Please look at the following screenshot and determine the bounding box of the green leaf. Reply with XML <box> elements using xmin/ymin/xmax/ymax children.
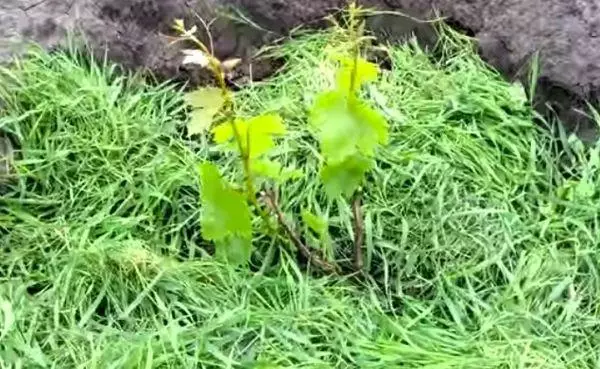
<box><xmin>185</xmin><ymin>87</ymin><xmax>225</xmax><ymax>136</ymax></box>
<box><xmin>212</xmin><ymin>114</ymin><xmax>286</xmax><ymax>158</ymax></box>
<box><xmin>199</xmin><ymin>162</ymin><xmax>252</xmax><ymax>265</ymax></box>
<box><xmin>250</xmin><ymin>159</ymin><xmax>283</xmax><ymax>180</ymax></box>
<box><xmin>250</xmin><ymin>159</ymin><xmax>304</xmax><ymax>183</ymax></box>
<box><xmin>215</xmin><ymin>236</ymin><xmax>253</xmax><ymax>266</ymax></box>
<box><xmin>188</xmin><ymin>109</ymin><xmax>217</xmax><ymax>137</ymax></box>
<box><xmin>301</xmin><ymin>209</ymin><xmax>332</xmax><ymax>258</ymax></box>
<box><xmin>350</xmin><ymin>96</ymin><xmax>389</xmax><ymax>147</ymax></box>
<box><xmin>248</xmin><ymin>114</ymin><xmax>287</xmax><ymax>134</ymax></box>
<box><xmin>309</xmin><ymin>91</ymin><xmax>388</xmax><ymax>164</ymax></box>
<box><xmin>321</xmin><ymin>155</ymin><xmax>373</xmax><ymax>198</ymax></box>
<box><xmin>301</xmin><ymin>210</ymin><xmax>328</xmax><ymax>236</ymax></box>
<box><xmin>335</xmin><ymin>56</ymin><xmax>379</xmax><ymax>93</ymax></box>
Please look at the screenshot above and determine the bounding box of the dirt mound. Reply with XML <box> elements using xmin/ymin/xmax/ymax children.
<box><xmin>1</xmin><ymin>0</ymin><xmax>599</xmax><ymax>139</ymax></box>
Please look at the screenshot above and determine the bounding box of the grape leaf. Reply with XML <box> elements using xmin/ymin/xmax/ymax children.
<box><xmin>212</xmin><ymin>119</ymin><xmax>241</xmax><ymax>144</ymax></box>
<box><xmin>199</xmin><ymin>162</ymin><xmax>252</xmax><ymax>265</ymax></box>
<box><xmin>320</xmin><ymin>155</ymin><xmax>374</xmax><ymax>198</ymax></box>
<box><xmin>185</xmin><ymin>87</ymin><xmax>225</xmax><ymax>136</ymax></box>
<box><xmin>301</xmin><ymin>209</ymin><xmax>332</xmax><ymax>257</ymax></box>
<box><xmin>335</xmin><ymin>56</ymin><xmax>379</xmax><ymax>93</ymax></box>
<box><xmin>247</xmin><ymin>114</ymin><xmax>287</xmax><ymax>136</ymax></box>
<box><xmin>301</xmin><ymin>210</ymin><xmax>328</xmax><ymax>236</ymax></box>
<box><xmin>250</xmin><ymin>159</ymin><xmax>304</xmax><ymax>183</ymax></box>
<box><xmin>250</xmin><ymin>159</ymin><xmax>282</xmax><ymax>180</ymax></box>
<box><xmin>215</xmin><ymin>236</ymin><xmax>253</xmax><ymax>266</ymax></box>
<box><xmin>350</xmin><ymin>97</ymin><xmax>389</xmax><ymax>147</ymax></box>
<box><xmin>309</xmin><ymin>91</ymin><xmax>388</xmax><ymax>164</ymax></box>
<box><xmin>212</xmin><ymin>114</ymin><xmax>286</xmax><ymax>158</ymax></box>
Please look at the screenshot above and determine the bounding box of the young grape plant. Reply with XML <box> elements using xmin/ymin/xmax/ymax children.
<box><xmin>172</xmin><ymin>2</ymin><xmax>389</xmax><ymax>275</ymax></box>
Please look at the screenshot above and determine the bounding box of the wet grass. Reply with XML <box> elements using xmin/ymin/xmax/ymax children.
<box><xmin>1</xmin><ymin>27</ymin><xmax>600</xmax><ymax>368</ymax></box>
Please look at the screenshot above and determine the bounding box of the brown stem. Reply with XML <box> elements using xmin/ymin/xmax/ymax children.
<box><xmin>351</xmin><ymin>193</ymin><xmax>365</xmax><ymax>271</ymax></box>
<box><xmin>262</xmin><ymin>190</ymin><xmax>340</xmax><ymax>274</ymax></box>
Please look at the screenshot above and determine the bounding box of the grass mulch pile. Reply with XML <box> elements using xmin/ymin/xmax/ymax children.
<box><xmin>1</xmin><ymin>27</ymin><xmax>599</xmax><ymax>368</ymax></box>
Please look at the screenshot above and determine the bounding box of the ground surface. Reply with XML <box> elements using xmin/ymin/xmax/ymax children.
<box><xmin>1</xmin><ymin>27</ymin><xmax>600</xmax><ymax>368</ymax></box>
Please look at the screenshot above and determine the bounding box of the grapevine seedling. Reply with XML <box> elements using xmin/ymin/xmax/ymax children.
<box><xmin>308</xmin><ymin>2</ymin><xmax>389</xmax><ymax>270</ymax></box>
<box><xmin>172</xmin><ymin>1</ymin><xmax>387</xmax><ymax>274</ymax></box>
<box><xmin>172</xmin><ymin>18</ymin><xmax>338</xmax><ymax>272</ymax></box>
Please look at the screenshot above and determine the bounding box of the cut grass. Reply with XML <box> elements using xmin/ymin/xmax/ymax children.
<box><xmin>1</xmin><ymin>27</ymin><xmax>600</xmax><ymax>368</ymax></box>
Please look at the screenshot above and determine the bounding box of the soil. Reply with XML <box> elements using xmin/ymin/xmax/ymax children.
<box><xmin>1</xmin><ymin>0</ymin><xmax>600</xmax><ymax>140</ymax></box>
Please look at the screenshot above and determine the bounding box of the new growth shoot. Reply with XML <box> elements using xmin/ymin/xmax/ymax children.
<box><xmin>172</xmin><ymin>1</ymin><xmax>388</xmax><ymax>275</ymax></box>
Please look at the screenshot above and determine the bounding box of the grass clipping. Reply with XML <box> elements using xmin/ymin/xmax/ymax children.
<box><xmin>1</xmin><ymin>26</ymin><xmax>600</xmax><ymax>368</ymax></box>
